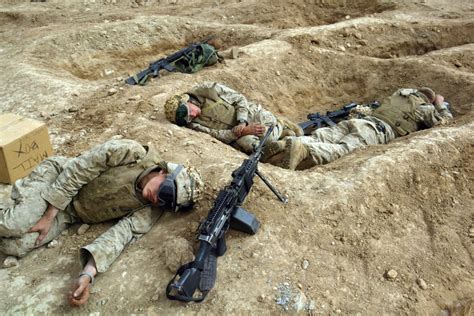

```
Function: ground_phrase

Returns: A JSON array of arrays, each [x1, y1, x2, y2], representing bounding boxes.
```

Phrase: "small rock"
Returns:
[[72, 92, 80, 97], [108, 88, 118, 96], [151, 294, 160, 301], [150, 115, 157, 120], [68, 106, 79, 112], [77, 224, 90, 235], [454, 61, 462, 68], [354, 32, 363, 40], [184, 141, 196, 146], [257, 294, 265, 302], [129, 95, 141, 101], [96, 298, 108, 306], [61, 230, 68, 236], [116, 77, 123, 82], [302, 259, 309, 270], [111, 134, 124, 140], [276, 71, 281, 76], [166, 130, 173, 137], [469, 227, 474, 238], [3, 256, 19, 268], [417, 278, 428, 290], [385, 269, 398, 280], [345, 15, 351, 20], [338, 46, 346, 52], [230, 47, 239, 59], [47, 240, 59, 248], [163, 237, 194, 272], [358, 40, 368, 46], [40, 111, 51, 119], [103, 69, 114, 76]]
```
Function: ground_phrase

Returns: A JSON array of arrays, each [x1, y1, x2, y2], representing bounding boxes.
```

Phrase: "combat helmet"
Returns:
[[160, 162, 204, 212], [418, 87, 436, 103], [164, 94, 191, 126]]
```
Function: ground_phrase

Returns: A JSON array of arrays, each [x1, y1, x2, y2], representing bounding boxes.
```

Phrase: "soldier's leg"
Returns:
[[295, 136, 351, 168], [256, 110, 283, 142], [299, 119, 382, 168], [0, 156, 75, 256], [310, 122, 350, 143], [235, 135, 259, 153], [0, 210, 74, 257], [338, 119, 384, 150]]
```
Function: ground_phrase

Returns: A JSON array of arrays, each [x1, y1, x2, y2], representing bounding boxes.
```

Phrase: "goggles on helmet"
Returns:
[[156, 165, 183, 212]]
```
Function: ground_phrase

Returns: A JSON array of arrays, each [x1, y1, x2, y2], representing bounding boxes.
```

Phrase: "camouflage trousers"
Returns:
[[297, 117, 395, 168], [0, 157, 78, 257], [234, 109, 283, 153]]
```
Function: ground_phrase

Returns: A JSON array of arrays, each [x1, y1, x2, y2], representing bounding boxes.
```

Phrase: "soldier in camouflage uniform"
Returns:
[[265, 87, 453, 170], [164, 82, 303, 154], [0, 139, 204, 306]]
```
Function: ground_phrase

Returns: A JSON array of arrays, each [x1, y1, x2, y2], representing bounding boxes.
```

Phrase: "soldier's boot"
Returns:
[[261, 140, 286, 162], [282, 138, 309, 170]]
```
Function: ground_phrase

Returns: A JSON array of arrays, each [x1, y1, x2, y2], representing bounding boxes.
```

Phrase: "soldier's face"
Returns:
[[141, 171, 167, 205], [187, 102, 201, 119]]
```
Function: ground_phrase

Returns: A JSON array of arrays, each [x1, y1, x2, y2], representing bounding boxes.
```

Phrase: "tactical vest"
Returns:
[[72, 146, 165, 224], [372, 90, 425, 136], [188, 86, 237, 130]]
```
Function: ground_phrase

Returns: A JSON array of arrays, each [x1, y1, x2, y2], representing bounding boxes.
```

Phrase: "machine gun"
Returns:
[[299, 101, 381, 135], [166, 125, 288, 302], [125, 36, 216, 85]]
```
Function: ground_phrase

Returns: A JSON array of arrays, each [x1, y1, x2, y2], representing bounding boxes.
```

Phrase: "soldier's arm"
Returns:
[[213, 82, 251, 123], [188, 122, 239, 143], [79, 206, 161, 273], [415, 103, 451, 128], [41, 139, 147, 211]]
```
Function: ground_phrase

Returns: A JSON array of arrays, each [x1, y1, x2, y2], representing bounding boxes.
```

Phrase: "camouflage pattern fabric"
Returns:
[[0, 156, 76, 257], [0, 139, 203, 273], [168, 82, 287, 153], [285, 88, 453, 169]]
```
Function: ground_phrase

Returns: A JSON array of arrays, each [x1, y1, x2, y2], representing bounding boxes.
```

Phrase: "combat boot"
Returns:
[[261, 140, 286, 162], [282, 138, 309, 170]]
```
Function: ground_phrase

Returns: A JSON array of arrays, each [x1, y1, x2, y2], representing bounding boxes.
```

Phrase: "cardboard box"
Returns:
[[0, 113, 54, 184]]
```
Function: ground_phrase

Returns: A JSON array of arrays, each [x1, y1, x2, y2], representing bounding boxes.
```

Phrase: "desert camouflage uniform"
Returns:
[[187, 82, 284, 153], [294, 88, 452, 168], [0, 140, 174, 273]]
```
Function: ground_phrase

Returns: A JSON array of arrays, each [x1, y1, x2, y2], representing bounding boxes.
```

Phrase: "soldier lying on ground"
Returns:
[[164, 82, 303, 154], [263, 87, 453, 170], [0, 139, 203, 306]]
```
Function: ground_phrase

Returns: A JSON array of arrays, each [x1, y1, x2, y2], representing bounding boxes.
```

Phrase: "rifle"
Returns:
[[125, 36, 215, 85], [166, 125, 288, 302], [299, 101, 381, 135]]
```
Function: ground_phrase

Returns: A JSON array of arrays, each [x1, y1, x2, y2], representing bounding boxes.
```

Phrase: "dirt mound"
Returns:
[[0, 0, 473, 314]]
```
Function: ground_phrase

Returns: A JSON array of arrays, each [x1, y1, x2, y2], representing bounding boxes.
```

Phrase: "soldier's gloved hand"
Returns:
[[232, 123, 247, 138], [69, 275, 92, 306], [241, 123, 265, 137]]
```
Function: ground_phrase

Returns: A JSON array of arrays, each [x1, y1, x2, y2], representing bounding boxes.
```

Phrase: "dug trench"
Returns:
[[0, 0, 473, 314]]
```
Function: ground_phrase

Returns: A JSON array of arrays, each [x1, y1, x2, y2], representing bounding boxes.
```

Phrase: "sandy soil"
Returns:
[[0, 0, 473, 314]]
